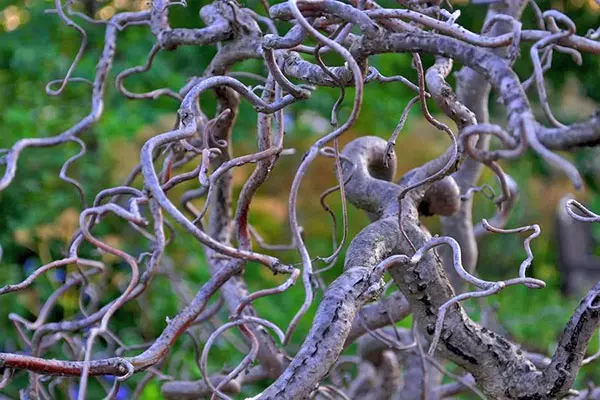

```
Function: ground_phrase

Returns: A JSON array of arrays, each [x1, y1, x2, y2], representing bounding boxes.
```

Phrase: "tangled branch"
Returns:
[[1, 0, 600, 399]]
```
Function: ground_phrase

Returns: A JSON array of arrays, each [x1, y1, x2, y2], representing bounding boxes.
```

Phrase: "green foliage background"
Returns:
[[0, 0, 599, 398]]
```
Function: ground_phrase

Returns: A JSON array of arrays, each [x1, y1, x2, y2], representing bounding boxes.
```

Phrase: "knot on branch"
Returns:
[[342, 136, 397, 182], [419, 176, 461, 217], [341, 136, 401, 216]]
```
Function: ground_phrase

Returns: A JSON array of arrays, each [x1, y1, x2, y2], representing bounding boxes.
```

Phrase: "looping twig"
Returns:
[[565, 199, 600, 223]]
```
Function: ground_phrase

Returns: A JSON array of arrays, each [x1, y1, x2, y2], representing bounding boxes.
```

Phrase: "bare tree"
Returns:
[[1, 0, 600, 398]]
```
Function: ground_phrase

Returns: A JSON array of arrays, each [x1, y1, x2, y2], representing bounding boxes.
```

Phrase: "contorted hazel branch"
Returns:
[[1, 0, 600, 399]]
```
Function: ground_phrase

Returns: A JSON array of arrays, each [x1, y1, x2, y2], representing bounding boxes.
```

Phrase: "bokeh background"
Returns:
[[1, 0, 600, 398]]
